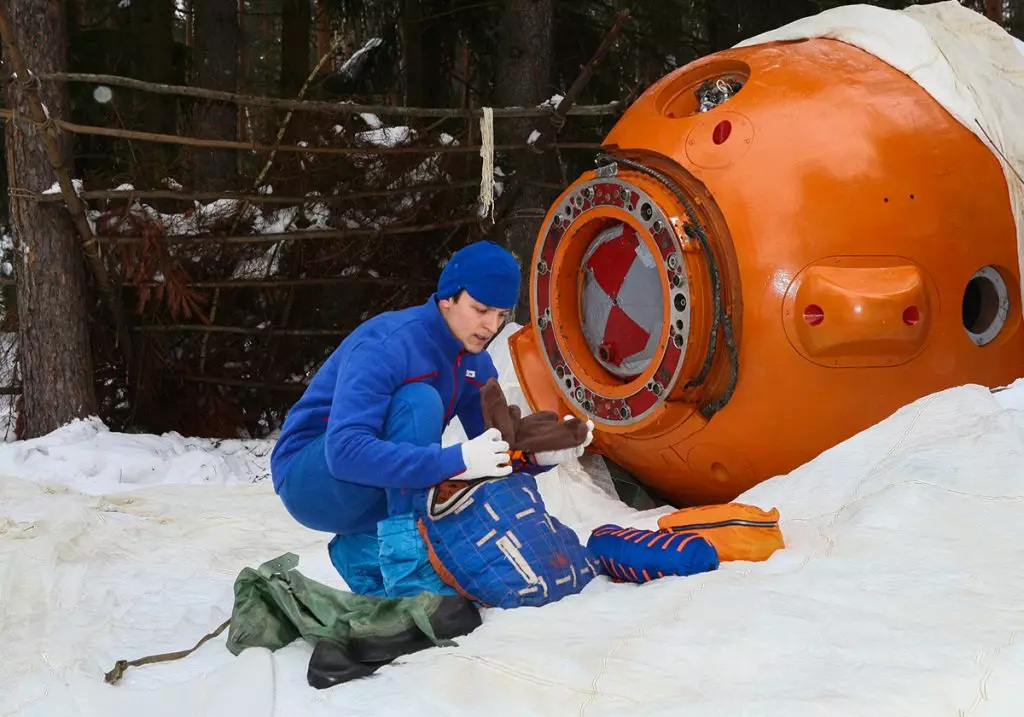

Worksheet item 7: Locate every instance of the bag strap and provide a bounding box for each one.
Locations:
[103,618,232,685]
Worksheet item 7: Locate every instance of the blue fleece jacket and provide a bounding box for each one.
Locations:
[271,295,500,491]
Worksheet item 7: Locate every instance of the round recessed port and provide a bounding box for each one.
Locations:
[962,266,1010,346]
[902,305,920,326]
[580,222,664,379]
[712,120,732,145]
[655,59,750,119]
[803,304,824,327]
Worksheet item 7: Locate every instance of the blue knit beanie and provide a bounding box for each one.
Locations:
[437,241,521,309]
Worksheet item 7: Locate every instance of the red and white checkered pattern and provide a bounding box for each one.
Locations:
[581,223,663,378]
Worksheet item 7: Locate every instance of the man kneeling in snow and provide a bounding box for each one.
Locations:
[270,240,593,605]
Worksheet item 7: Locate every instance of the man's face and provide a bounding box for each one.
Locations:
[438,291,511,353]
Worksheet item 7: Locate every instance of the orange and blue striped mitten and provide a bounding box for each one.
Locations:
[587,524,719,584]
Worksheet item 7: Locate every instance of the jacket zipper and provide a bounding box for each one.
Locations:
[668,518,778,531]
[445,349,465,421]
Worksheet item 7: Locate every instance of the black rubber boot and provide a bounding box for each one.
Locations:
[430,594,484,640]
[349,595,482,665]
[306,639,378,690]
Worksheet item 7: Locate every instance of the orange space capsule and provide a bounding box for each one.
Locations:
[509,37,1024,506]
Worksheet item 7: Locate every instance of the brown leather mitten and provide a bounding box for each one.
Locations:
[479,378,589,453]
[480,378,521,444]
[514,412,589,454]
[427,379,591,518]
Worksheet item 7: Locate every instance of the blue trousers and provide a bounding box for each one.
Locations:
[275,382,454,598]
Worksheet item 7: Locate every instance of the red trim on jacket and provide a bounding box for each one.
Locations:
[404,371,439,383]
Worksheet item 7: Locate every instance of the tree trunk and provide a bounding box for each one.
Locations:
[493,0,555,322]
[130,0,177,132]
[184,0,194,46]
[280,0,311,97]
[706,0,743,51]
[2,0,97,438]
[401,0,424,106]
[130,0,178,183]
[315,0,332,62]
[401,0,455,108]
[264,0,273,64]
[1010,0,1024,38]
[192,0,239,191]
[741,0,818,44]
[277,0,313,195]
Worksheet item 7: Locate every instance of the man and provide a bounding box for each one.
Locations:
[270,240,591,599]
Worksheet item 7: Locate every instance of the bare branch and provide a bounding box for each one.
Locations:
[532,10,632,152]
[32,180,481,204]
[37,71,623,119]
[129,276,432,289]
[137,325,351,336]
[95,216,482,245]
[0,275,433,289]
[166,373,307,392]
[0,109,601,155]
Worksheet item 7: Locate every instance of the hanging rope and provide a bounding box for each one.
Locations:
[478,107,495,221]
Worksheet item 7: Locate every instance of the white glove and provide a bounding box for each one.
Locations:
[533,417,595,467]
[459,427,513,480]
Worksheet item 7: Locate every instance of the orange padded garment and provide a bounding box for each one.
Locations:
[656,503,784,563]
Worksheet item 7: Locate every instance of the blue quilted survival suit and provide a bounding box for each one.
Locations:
[416,473,601,609]
[270,295,505,597]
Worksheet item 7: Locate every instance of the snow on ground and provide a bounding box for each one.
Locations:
[2,328,1024,716]
[0,417,272,495]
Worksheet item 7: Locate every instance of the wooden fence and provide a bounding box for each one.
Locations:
[0,8,630,436]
